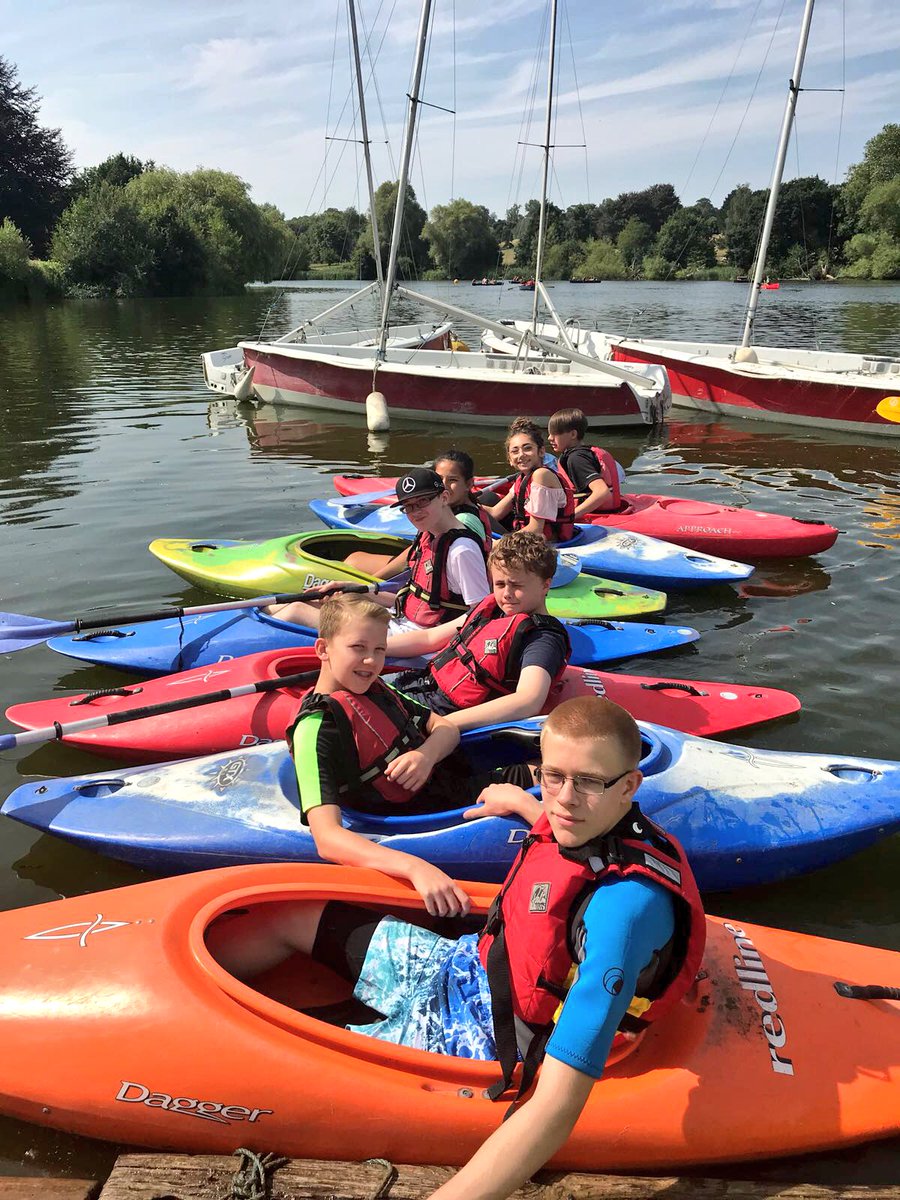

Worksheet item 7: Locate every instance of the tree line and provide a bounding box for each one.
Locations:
[2,54,898,301]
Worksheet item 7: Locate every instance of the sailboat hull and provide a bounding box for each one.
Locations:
[609,343,900,437]
[240,342,654,427]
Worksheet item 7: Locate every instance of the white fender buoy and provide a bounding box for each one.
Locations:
[366,390,390,432]
[733,346,758,364]
[232,365,256,402]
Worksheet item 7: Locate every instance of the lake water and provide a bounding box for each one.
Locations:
[0,279,898,1184]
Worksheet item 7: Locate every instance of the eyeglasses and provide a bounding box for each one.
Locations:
[400,494,439,515]
[534,766,632,797]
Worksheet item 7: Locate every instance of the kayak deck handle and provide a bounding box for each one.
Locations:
[834,982,900,1001]
[70,687,143,706]
[640,682,708,697]
[568,619,617,630]
[73,779,126,798]
[72,629,135,642]
[592,586,625,597]
[826,765,881,783]
[190,543,221,552]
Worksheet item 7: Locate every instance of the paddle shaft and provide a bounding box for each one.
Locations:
[69,583,374,633]
[0,582,378,654]
[0,668,324,752]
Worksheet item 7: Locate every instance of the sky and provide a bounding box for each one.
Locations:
[5,0,899,221]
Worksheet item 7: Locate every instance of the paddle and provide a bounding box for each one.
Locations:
[0,666,326,753]
[875,396,900,423]
[0,583,379,655]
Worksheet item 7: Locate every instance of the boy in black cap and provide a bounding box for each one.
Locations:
[269,467,490,635]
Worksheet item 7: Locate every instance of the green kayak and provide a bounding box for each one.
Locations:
[149,531,667,619]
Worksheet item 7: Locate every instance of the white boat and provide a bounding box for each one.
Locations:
[481,0,900,438]
[202,0,671,429]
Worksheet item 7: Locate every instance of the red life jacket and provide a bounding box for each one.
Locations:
[452,500,493,554]
[511,467,576,542]
[558,445,622,509]
[287,680,426,807]
[428,596,571,709]
[395,527,487,627]
[478,807,705,1102]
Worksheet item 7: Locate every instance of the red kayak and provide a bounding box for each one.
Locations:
[6,648,800,762]
[332,475,838,559]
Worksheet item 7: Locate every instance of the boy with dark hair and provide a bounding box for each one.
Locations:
[209,695,706,1200]
[547,406,623,518]
[387,531,571,731]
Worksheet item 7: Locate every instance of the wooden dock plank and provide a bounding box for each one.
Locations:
[97,1154,900,1199]
[0,1180,97,1200]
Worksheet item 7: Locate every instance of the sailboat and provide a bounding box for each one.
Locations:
[202,0,671,428]
[484,0,900,438]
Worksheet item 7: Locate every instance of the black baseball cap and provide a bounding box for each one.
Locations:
[390,467,446,507]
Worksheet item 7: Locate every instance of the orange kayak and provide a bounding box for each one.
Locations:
[1,864,897,1169]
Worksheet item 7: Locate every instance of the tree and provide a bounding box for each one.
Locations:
[0,218,31,283]
[423,198,499,277]
[371,181,428,275]
[766,176,839,274]
[562,203,599,243]
[69,153,150,202]
[293,207,365,265]
[722,185,767,270]
[571,238,626,281]
[654,205,716,275]
[0,56,73,255]
[541,239,582,280]
[616,217,654,276]
[842,124,900,213]
[51,182,152,296]
[514,199,564,270]
[841,178,900,279]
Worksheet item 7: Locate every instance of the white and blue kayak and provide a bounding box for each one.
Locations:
[5,719,899,892]
[308,493,754,590]
[46,608,699,676]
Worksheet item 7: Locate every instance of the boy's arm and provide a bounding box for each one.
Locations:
[307,806,471,917]
[427,1056,594,1200]
[464,782,541,827]
[444,665,552,731]
[385,614,465,658]
[382,708,460,792]
[573,476,612,518]
[372,545,412,579]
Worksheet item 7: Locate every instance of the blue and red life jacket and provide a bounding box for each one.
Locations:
[428,596,570,709]
[395,527,487,628]
[511,467,576,543]
[478,807,706,1102]
[288,681,426,806]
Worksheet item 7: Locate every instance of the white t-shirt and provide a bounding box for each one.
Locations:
[389,534,489,636]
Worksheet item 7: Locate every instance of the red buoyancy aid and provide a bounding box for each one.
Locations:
[558,445,622,509]
[478,807,706,1101]
[287,680,426,806]
[395,527,487,628]
[511,467,576,543]
[428,596,571,709]
[452,500,493,554]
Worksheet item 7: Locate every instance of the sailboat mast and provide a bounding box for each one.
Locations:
[347,0,384,289]
[377,0,433,358]
[532,0,558,329]
[740,0,816,348]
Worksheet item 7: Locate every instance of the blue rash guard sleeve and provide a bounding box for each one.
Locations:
[545,876,676,1079]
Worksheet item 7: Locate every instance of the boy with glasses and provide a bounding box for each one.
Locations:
[268,468,490,634]
[209,696,705,1200]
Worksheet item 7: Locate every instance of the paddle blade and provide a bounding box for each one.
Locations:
[0,614,76,653]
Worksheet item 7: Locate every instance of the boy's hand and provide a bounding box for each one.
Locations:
[384,748,434,792]
[464,783,537,823]
[408,860,471,917]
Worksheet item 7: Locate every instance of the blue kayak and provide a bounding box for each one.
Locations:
[47,608,699,676]
[309,494,754,590]
[6,719,899,891]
